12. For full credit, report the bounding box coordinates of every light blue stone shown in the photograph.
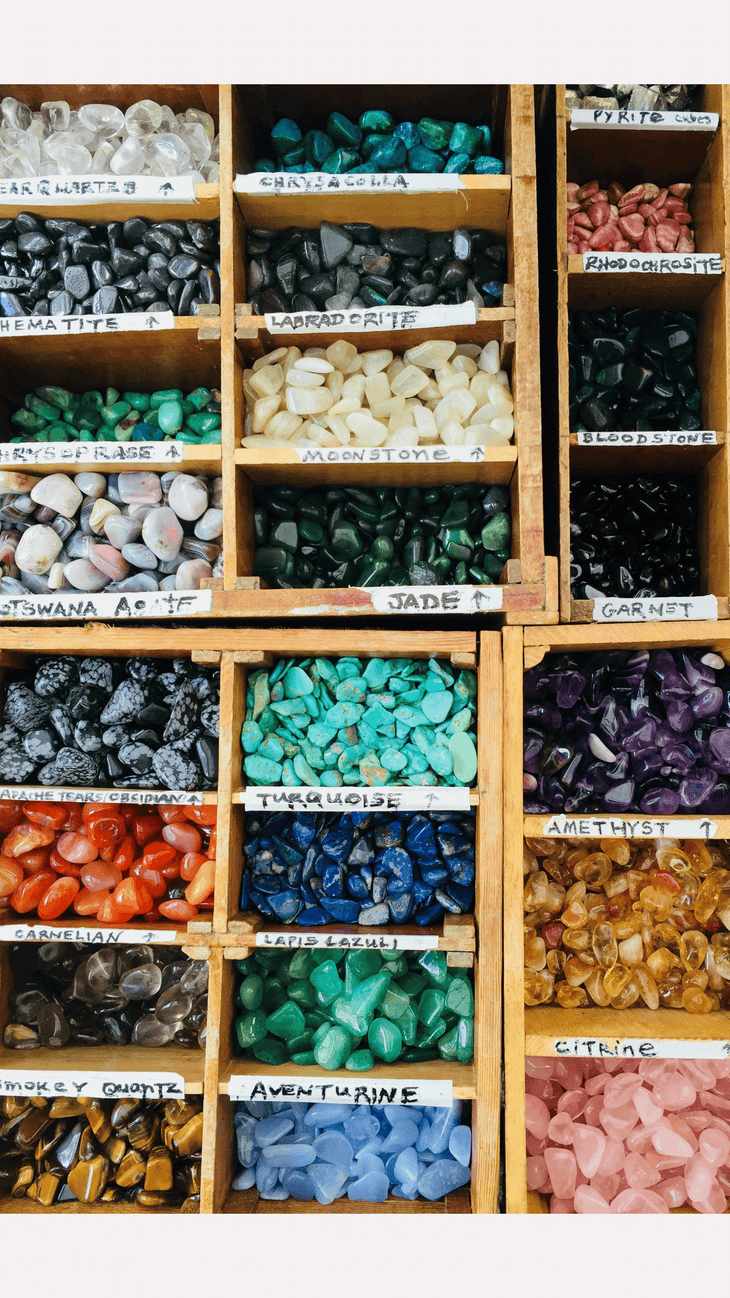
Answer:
[394,1146,419,1186]
[449,1125,472,1166]
[262,1143,316,1167]
[427,1101,462,1154]
[241,720,263,753]
[324,702,362,728]
[421,690,453,724]
[313,1131,353,1167]
[235,1114,258,1165]
[282,1169,315,1200]
[417,1157,471,1200]
[303,1104,353,1128]
[244,754,283,783]
[255,1115,295,1146]
[427,746,453,778]
[260,1185,290,1200]
[354,1152,386,1178]
[284,665,314,696]
[308,1161,349,1205]
[293,754,319,785]
[381,748,407,772]
[259,734,284,762]
[231,1166,256,1190]
[255,1159,279,1195]
[380,1118,419,1153]
[348,1171,389,1202]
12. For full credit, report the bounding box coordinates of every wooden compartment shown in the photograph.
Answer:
[550,84,730,622]
[503,621,730,1213]
[220,84,554,623]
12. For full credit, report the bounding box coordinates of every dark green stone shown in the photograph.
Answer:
[449,122,481,157]
[305,130,334,167]
[271,519,298,553]
[322,148,360,174]
[417,117,451,151]
[271,118,302,157]
[331,521,363,561]
[359,109,393,134]
[327,112,362,149]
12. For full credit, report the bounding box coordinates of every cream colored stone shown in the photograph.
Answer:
[347,412,387,446]
[441,421,466,446]
[490,416,514,439]
[285,387,334,416]
[371,395,405,420]
[454,343,481,359]
[240,435,293,449]
[478,340,501,374]
[342,375,366,403]
[413,406,438,441]
[89,498,120,534]
[326,415,351,445]
[438,372,470,396]
[281,347,303,377]
[294,356,334,373]
[15,524,62,575]
[390,364,430,398]
[362,349,393,376]
[434,389,477,431]
[252,347,288,371]
[387,427,419,447]
[325,370,344,400]
[265,412,303,439]
[30,473,83,519]
[387,408,415,435]
[403,340,457,369]
[252,395,282,432]
[0,471,41,494]
[286,369,325,388]
[47,561,65,589]
[328,398,361,418]
[452,355,478,377]
[326,339,358,370]
[365,372,391,408]
[250,364,283,397]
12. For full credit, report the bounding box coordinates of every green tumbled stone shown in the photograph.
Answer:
[304,129,334,166]
[288,980,316,1009]
[238,974,264,1010]
[255,159,277,172]
[418,117,451,151]
[310,960,343,1006]
[418,1017,447,1047]
[332,996,369,1037]
[474,156,504,174]
[100,400,131,428]
[291,1051,316,1066]
[368,1016,402,1062]
[349,970,391,1019]
[418,951,449,988]
[330,521,363,561]
[158,400,183,434]
[449,731,478,783]
[271,118,302,157]
[444,152,471,173]
[327,112,362,148]
[370,135,408,170]
[408,144,445,173]
[37,385,72,410]
[481,514,511,551]
[449,122,481,158]
[345,1049,375,1071]
[454,1015,474,1063]
[235,1009,268,1048]
[359,109,393,134]
[322,147,360,173]
[244,754,283,783]
[271,519,298,553]
[346,949,382,982]
[446,974,474,1017]
[282,145,306,167]
[314,1025,353,1070]
[380,986,410,1020]
[252,1038,288,1065]
[266,1001,306,1040]
[418,988,446,1026]
[299,519,325,544]
[254,546,288,577]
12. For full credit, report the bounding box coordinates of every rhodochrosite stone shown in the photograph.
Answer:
[526,1056,730,1214]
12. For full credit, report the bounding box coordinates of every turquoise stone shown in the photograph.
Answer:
[408,145,445,173]
[448,733,477,784]
[271,118,302,156]
[244,754,283,783]
[417,117,451,151]
[241,720,263,754]
[305,130,333,166]
[478,125,492,150]
[283,666,313,698]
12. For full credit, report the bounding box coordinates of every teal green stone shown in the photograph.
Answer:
[324,702,361,728]
[288,981,316,1010]
[349,970,391,1019]
[240,720,263,754]
[346,949,382,982]
[293,754,318,785]
[335,676,367,702]
[418,951,449,988]
[283,666,313,698]
[100,400,130,428]
[441,500,470,528]
[150,389,182,408]
[446,974,474,1017]
[235,1009,268,1048]
[359,109,393,134]
[310,961,343,1006]
[238,974,263,1010]
[418,988,446,1026]
[370,135,407,170]
[291,1051,316,1065]
[186,387,211,411]
[36,386,72,411]
[251,672,270,720]
[322,147,359,173]
[243,754,283,783]
[282,145,306,167]
[187,411,220,434]
[474,155,504,175]
[265,1001,306,1040]
[304,129,334,166]
[444,152,470,173]
[254,159,277,171]
[252,1038,288,1065]
[332,996,369,1037]
[417,117,451,151]
[327,112,362,148]
[380,986,409,1020]
[477,125,492,150]
[427,746,453,778]
[408,144,445,173]
[363,658,389,690]
[11,409,46,430]
[271,118,302,157]
[418,1017,447,1047]
[421,690,453,724]
[368,1017,402,1062]
[454,1015,474,1063]
[357,558,391,587]
[157,400,183,434]
[400,1005,418,1046]
[271,698,307,717]
[314,1025,353,1070]
[449,122,481,157]
[289,950,315,979]
[481,514,511,551]
[448,731,477,783]
[381,748,407,773]
[345,1049,375,1071]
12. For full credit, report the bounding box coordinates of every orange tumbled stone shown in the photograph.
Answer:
[95,894,136,924]
[180,851,207,882]
[132,813,163,846]
[16,846,52,873]
[61,804,83,832]
[113,876,153,916]
[81,861,122,892]
[113,835,136,873]
[74,887,109,916]
[158,806,188,825]
[0,857,23,899]
[37,876,80,920]
[142,840,177,870]
[56,831,98,864]
[184,805,217,827]
[0,800,23,831]
[158,899,198,922]
[3,821,55,858]
[48,849,82,877]
[162,822,202,854]
[10,869,56,913]
[185,859,215,906]
[23,803,66,829]
[130,862,168,900]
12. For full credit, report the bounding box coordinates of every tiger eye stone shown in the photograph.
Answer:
[172,1111,204,1157]
[16,1108,52,1149]
[103,1135,127,1165]
[136,1189,171,1207]
[111,1098,141,1129]
[11,1158,34,1197]
[56,1120,84,1171]
[78,1125,102,1161]
[50,1098,89,1119]
[100,1185,122,1202]
[180,1193,200,1213]
[34,1121,65,1161]
[86,1101,113,1143]
[25,1178,39,1200]
[125,1108,160,1153]
[4,1098,32,1120]
[115,1148,147,1188]
[66,1152,109,1202]
[164,1100,200,1126]
[144,1144,173,1191]
[36,1169,63,1206]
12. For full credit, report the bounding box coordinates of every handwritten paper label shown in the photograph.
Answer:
[236,171,462,195]
[0,1071,185,1099]
[256,931,439,951]
[0,311,175,337]
[228,1075,453,1106]
[583,252,722,275]
[542,815,717,840]
[554,1039,730,1060]
[592,595,718,623]
[0,441,184,466]
[242,786,472,812]
[0,176,196,203]
[0,590,213,620]
[369,585,503,614]
[293,445,490,465]
[577,430,717,447]
[0,924,178,943]
[264,303,478,334]
[570,109,719,131]
[0,786,203,806]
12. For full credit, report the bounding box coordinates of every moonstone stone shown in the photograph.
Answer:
[167,473,209,521]
[30,473,83,519]
[63,559,109,591]
[142,506,183,561]
[175,559,213,589]
[14,524,63,575]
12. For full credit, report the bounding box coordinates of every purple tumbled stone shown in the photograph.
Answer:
[678,769,717,807]
[708,728,730,771]
[681,652,716,691]
[523,734,543,774]
[525,702,562,730]
[605,752,630,782]
[666,700,693,733]
[603,780,635,811]
[631,750,664,781]
[691,686,723,719]
[624,717,657,753]
[639,786,680,815]
[660,670,691,702]
[663,743,697,774]
[701,781,730,814]
[556,670,586,710]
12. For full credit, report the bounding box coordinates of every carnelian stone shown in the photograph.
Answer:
[74,887,109,916]
[158,806,188,824]
[10,869,56,913]
[37,876,80,920]
[180,851,208,882]
[96,894,136,924]
[113,876,153,916]
[0,857,23,898]
[81,861,122,892]
[16,846,52,873]
[162,823,202,854]
[142,841,176,869]
[132,813,163,847]
[130,862,168,900]
[158,899,198,922]
[3,821,55,857]
[87,813,126,858]
[61,804,83,832]
[114,835,136,873]
[185,805,217,827]
[56,831,98,864]
[49,849,82,878]
[207,829,217,859]
[0,800,23,831]
[23,803,66,829]
[185,859,215,905]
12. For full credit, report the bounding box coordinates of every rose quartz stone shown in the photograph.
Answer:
[557,1088,588,1119]
[545,1147,577,1199]
[547,1112,574,1146]
[650,1125,694,1158]
[525,1156,547,1190]
[549,1196,574,1213]
[625,1152,661,1189]
[656,1176,687,1209]
[573,1183,611,1214]
[600,1103,639,1141]
[603,1073,644,1109]
[572,1125,605,1177]
[162,822,202,853]
[583,1096,604,1127]
[691,1180,727,1214]
[685,1154,716,1201]
[525,1132,548,1157]
[633,1086,663,1125]
[699,1128,730,1166]
[56,831,98,864]
[597,1138,624,1176]
[525,1094,550,1140]
[653,1075,697,1110]
[612,1188,669,1213]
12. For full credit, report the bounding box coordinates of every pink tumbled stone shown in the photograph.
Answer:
[590,1173,620,1202]
[56,831,98,864]
[627,1122,660,1154]
[573,1183,611,1214]
[89,543,131,582]
[525,1094,550,1140]
[624,1152,661,1189]
[525,1156,547,1190]
[583,1096,604,1127]
[700,1128,730,1167]
[525,1058,553,1079]
[544,1147,577,1199]
[572,1125,605,1178]
[633,1086,663,1126]
[679,1060,716,1089]
[600,1103,639,1141]
[612,1188,669,1214]
[653,1074,697,1110]
[547,1112,574,1146]
[63,558,109,592]
[557,1088,588,1119]
[651,1125,694,1159]
[656,1176,688,1210]
[525,1132,548,1157]
[685,1154,716,1202]
[162,822,202,853]
[597,1138,624,1176]
[584,1073,611,1096]
[549,1196,574,1214]
[692,1180,729,1214]
[174,558,213,590]
[603,1072,644,1109]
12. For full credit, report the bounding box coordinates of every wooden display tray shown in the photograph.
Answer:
[547,84,730,624]
[0,626,500,1213]
[503,621,730,1214]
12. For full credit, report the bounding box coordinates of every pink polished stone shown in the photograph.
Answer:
[56,831,98,864]
[573,1183,611,1214]
[600,1103,639,1141]
[590,1173,620,1201]
[525,1058,553,1079]
[583,1096,604,1127]
[118,472,162,505]
[585,1073,611,1096]
[633,1086,664,1126]
[526,1132,549,1157]
[612,1188,669,1214]
[547,1113,574,1146]
[653,1074,697,1110]
[680,1060,717,1089]
[702,1091,730,1119]
[656,1176,688,1210]
[685,1111,714,1134]
[63,558,109,592]
[685,1153,716,1202]
[624,1152,661,1189]
[638,1059,672,1084]
[557,1088,589,1119]
[603,1073,644,1109]
[668,1117,698,1151]
[525,1078,557,1102]
[81,861,123,892]
[162,822,202,853]
[700,1129,730,1167]
[553,1061,586,1090]
[690,1180,728,1214]
[89,543,130,582]
[627,1121,661,1154]
[647,1152,687,1173]
[525,1094,550,1140]
[525,1156,547,1190]
[650,1124,693,1158]
[549,1196,574,1214]
[597,1138,624,1176]
[572,1125,606,1178]
[544,1147,577,1199]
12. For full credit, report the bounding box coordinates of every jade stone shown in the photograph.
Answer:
[234,949,475,1068]
[256,111,502,175]
[569,307,701,433]
[10,385,221,446]
[241,656,478,788]
[253,484,510,589]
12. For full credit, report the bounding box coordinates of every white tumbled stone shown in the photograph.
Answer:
[142,505,183,561]
[30,473,83,518]
[168,473,209,521]
[14,524,63,575]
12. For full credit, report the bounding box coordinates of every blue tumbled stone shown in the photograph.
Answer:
[322,898,360,922]
[268,890,304,922]
[297,906,330,925]
[381,847,413,886]
[322,864,345,897]
[290,814,317,850]
[321,818,353,859]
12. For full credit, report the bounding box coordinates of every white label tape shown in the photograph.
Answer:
[227,1074,453,1106]
[242,786,472,812]
[0,1070,185,1098]
[553,1039,730,1060]
[0,442,184,466]
[235,171,463,195]
[0,924,179,944]
[0,311,175,336]
[293,445,491,465]
[576,430,717,447]
[582,253,722,275]
[0,786,203,806]
[264,302,478,334]
[570,109,718,131]
[0,590,213,620]
[0,175,196,203]
[541,815,717,840]
[369,585,502,614]
[592,595,718,623]
[255,931,439,951]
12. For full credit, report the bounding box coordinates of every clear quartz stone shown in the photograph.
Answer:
[67,110,98,149]
[176,122,211,164]
[91,140,115,174]
[110,135,145,175]
[185,107,215,142]
[125,99,163,136]
[146,133,190,175]
[56,143,92,175]
[2,97,32,130]
[78,102,125,137]
[41,100,70,132]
